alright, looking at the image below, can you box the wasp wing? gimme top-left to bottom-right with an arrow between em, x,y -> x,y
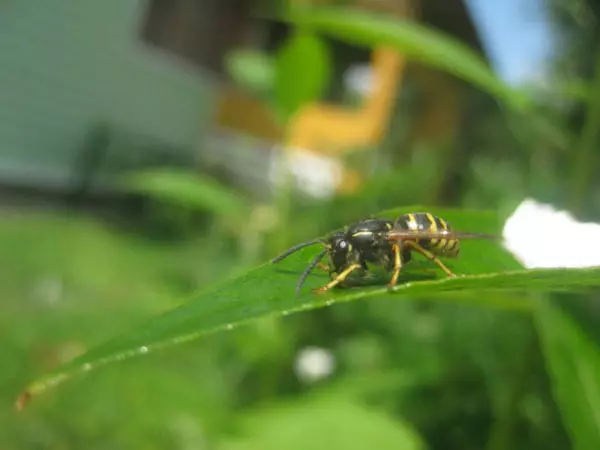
385,229 -> 499,240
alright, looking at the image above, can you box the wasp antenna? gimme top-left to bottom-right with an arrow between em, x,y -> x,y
271,239 -> 324,264
296,249 -> 328,296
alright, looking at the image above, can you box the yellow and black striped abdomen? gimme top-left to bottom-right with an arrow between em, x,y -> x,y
395,212 -> 460,257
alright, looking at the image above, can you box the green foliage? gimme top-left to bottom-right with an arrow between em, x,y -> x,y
18,206 -> 600,410
6,3 -> 600,450
219,391 -> 424,450
225,49 -> 276,97
122,168 -> 249,223
536,300 -> 600,450
274,30 -> 333,120
568,50 -> 600,213
0,215 -> 237,448
283,7 -> 531,111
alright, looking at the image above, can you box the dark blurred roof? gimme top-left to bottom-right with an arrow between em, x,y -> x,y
420,0 -> 487,60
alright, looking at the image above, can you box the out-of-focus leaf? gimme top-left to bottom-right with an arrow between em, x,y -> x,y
285,7 -> 530,111
17,206 -> 600,409
225,49 -> 275,95
274,30 -> 332,119
550,79 -> 591,102
121,169 -> 248,222
535,300 -> 600,450
218,392 -> 424,450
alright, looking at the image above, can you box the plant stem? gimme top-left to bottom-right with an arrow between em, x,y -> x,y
569,49 -> 600,215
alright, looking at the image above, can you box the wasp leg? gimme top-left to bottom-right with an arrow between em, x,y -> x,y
313,264 -> 362,293
388,242 -> 403,287
318,263 -> 330,271
404,241 -> 457,277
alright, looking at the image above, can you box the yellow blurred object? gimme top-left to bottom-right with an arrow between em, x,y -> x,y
286,48 -> 405,157
215,46 -> 405,195
213,0 -> 482,196
215,87 -> 284,143
337,168 -> 363,195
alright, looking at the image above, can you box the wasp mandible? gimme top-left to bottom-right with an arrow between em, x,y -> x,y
271,212 -> 495,295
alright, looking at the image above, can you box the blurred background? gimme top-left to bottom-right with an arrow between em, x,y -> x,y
2,0 -> 600,448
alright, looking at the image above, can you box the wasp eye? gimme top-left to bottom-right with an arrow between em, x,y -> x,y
337,240 -> 348,250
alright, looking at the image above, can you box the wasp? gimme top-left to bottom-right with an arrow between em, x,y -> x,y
271,212 -> 495,295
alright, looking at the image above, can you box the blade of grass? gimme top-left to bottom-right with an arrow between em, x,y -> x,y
535,299 -> 600,450
121,168 -> 249,222
283,7 -> 531,111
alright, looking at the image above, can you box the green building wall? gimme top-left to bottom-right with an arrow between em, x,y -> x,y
0,0 -> 217,190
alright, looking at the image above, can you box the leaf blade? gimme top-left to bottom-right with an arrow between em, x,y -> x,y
535,300 -> 600,450
17,206 -> 600,408
274,30 -> 332,119
121,168 -> 248,221
285,7 -> 530,111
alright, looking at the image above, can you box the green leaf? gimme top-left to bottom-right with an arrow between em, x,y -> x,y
17,206 -> 600,409
535,299 -> 600,450
218,391 -> 424,450
121,168 -> 248,222
285,7 -> 530,111
274,30 -> 332,119
225,49 -> 275,95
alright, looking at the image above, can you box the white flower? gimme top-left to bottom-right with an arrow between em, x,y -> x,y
502,198 -> 600,269
268,148 -> 342,199
344,64 -> 374,96
294,346 -> 336,384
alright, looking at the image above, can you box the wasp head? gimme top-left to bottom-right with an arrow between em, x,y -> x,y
326,231 -> 353,272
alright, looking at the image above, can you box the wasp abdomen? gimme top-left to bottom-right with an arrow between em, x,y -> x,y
395,212 -> 460,257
